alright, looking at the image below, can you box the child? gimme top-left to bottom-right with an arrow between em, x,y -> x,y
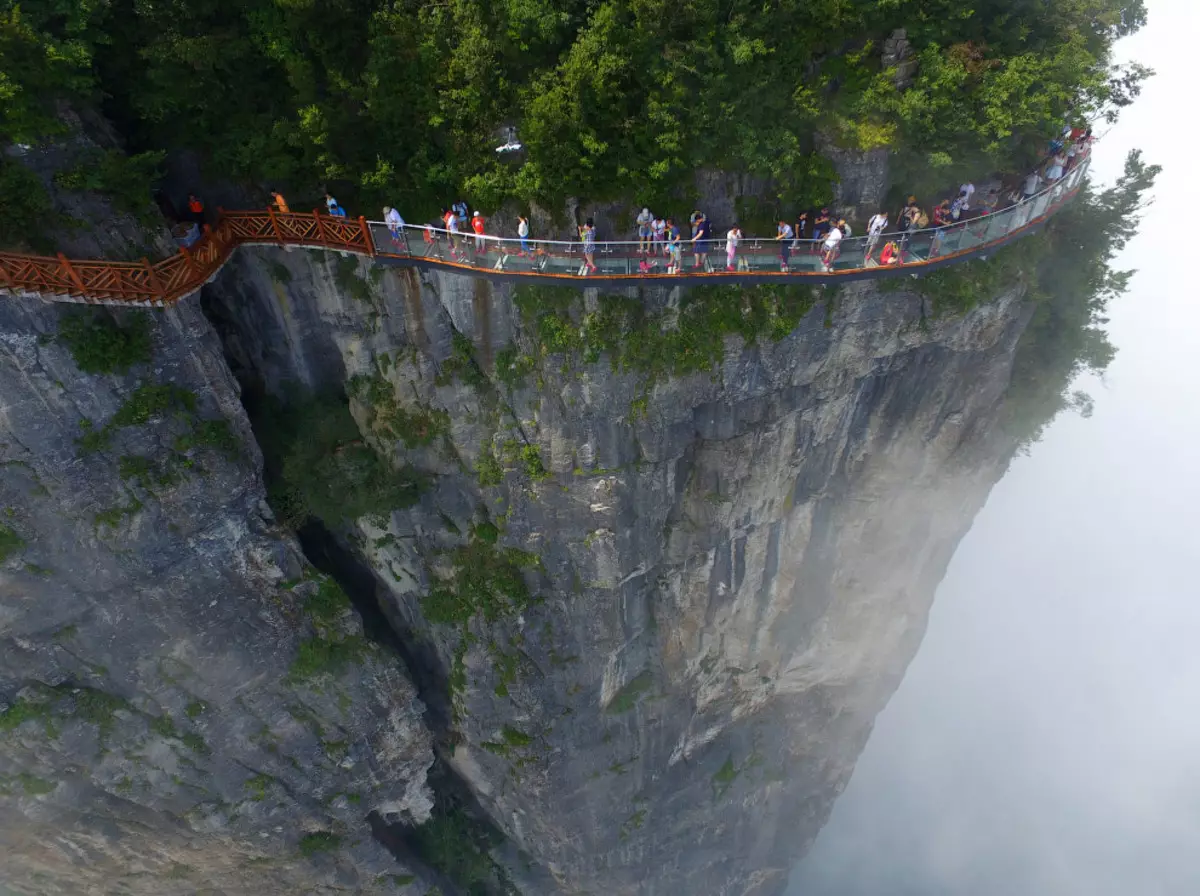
726,225 -> 742,272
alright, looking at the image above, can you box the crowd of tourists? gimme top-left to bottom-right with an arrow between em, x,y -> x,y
256,125 -> 1092,277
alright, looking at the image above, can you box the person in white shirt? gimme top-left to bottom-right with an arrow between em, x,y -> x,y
383,206 -> 405,242
865,211 -> 888,262
725,226 -> 742,271
517,215 -> 530,255
959,182 -> 976,209
821,225 -> 842,270
1021,172 -> 1042,198
777,220 -> 794,271
636,207 -> 653,253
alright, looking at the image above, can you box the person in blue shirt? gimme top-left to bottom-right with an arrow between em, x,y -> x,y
691,212 -> 712,270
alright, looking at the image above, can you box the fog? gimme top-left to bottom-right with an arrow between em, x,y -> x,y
788,1 -> 1200,893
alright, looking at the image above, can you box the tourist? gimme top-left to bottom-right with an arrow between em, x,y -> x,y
270,190 -> 289,213
777,219 -> 794,272
471,210 -> 487,252
794,211 -> 809,249
959,182 -> 976,210
725,225 -> 742,271
636,207 -> 653,253
1045,153 -> 1066,184
328,201 -> 347,218
444,207 -> 461,256
692,212 -> 712,270
579,217 -> 597,274
898,196 -> 919,248
452,199 -> 468,221
665,218 -> 682,274
383,206 -> 405,243
517,215 -> 530,255
865,211 -> 888,262
821,222 -> 842,271
812,208 -> 831,253
838,218 -> 852,237
187,193 -> 205,225
930,202 -> 951,256
325,192 -> 340,214
423,223 -> 440,258
980,188 -> 1000,214
652,216 -> 666,255
951,190 -> 972,221
1021,170 -> 1043,199
879,240 -> 901,265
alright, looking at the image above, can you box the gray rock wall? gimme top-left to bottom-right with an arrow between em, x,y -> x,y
0,297 -> 435,895
200,246 -> 1032,896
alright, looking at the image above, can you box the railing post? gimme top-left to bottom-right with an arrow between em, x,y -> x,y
314,209 -> 328,247
179,245 -> 202,278
142,258 -> 166,304
57,253 -> 87,295
268,207 -> 284,244
359,216 -> 376,257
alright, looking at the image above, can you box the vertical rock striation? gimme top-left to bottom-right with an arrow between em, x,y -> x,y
0,297 -> 434,895
201,245 -> 1033,896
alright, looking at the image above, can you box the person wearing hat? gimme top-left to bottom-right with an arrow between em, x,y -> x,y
471,210 -> 487,253
636,207 -> 653,254
383,206 -> 405,244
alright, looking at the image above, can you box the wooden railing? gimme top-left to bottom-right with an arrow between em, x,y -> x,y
0,210 -> 376,306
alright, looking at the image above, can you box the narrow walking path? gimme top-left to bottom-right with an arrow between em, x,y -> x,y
0,161 -> 1088,308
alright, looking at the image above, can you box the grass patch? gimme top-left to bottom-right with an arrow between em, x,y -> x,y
245,773 -> 273,801
111,384 -> 196,427
57,310 -> 152,374
712,755 -> 739,798
289,635 -> 368,682
436,331 -> 490,391
16,773 -> 55,796
347,371 -> 449,449
605,670 -> 653,714
476,448 -> 504,487
184,700 -> 207,720
149,714 -> 178,739
0,522 -> 25,562
512,282 -> 818,389
298,830 -> 342,856
174,418 -> 240,459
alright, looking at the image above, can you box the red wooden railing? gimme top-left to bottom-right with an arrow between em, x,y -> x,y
0,210 -> 376,306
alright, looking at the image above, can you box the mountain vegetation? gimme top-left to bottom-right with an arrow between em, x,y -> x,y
1,0 -> 1147,225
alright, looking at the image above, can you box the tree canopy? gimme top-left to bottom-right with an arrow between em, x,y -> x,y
0,0 -> 1149,224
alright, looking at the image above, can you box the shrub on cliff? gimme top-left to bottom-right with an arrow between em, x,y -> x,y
56,311 -> 152,375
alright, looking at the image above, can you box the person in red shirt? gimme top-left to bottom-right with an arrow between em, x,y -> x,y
187,193 -> 204,224
880,241 -> 901,265
470,211 -> 487,253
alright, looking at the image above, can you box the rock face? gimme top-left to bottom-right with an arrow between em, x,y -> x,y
0,297 -> 435,895
199,245 -> 1032,895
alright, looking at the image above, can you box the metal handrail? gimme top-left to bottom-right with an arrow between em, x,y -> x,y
0,155 -> 1089,306
371,156 -> 1088,250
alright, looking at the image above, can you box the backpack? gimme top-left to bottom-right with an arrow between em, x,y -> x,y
916,211 -> 929,228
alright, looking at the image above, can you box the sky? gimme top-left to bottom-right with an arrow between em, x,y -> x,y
788,2 -> 1200,893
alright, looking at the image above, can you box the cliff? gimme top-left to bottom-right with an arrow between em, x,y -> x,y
192,245 -> 1030,895
0,298 -> 435,895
